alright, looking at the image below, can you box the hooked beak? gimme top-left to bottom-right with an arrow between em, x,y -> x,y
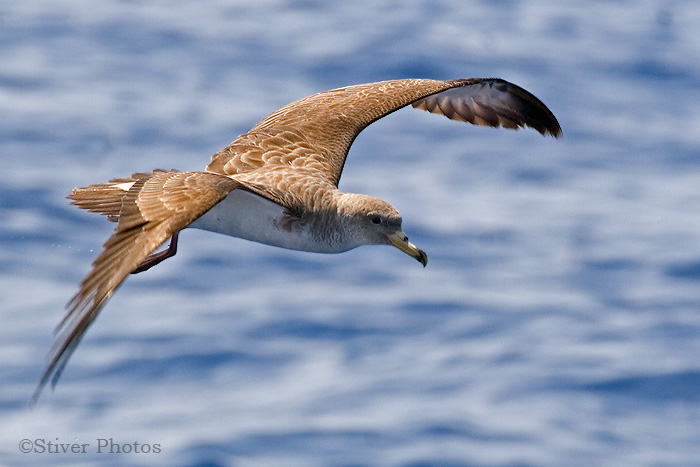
387,231 -> 428,267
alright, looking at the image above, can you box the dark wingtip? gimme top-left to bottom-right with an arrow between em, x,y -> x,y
495,78 -> 562,139
30,370 -> 52,407
541,111 -> 563,139
546,123 -> 563,139
417,78 -> 562,139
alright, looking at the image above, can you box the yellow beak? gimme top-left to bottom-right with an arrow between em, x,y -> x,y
387,231 -> 428,267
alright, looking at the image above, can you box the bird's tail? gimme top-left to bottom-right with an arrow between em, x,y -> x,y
68,171 -> 165,221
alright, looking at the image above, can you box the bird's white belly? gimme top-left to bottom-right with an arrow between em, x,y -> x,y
189,189 -> 344,253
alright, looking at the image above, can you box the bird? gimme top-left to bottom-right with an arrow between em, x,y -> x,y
34,77 -> 561,401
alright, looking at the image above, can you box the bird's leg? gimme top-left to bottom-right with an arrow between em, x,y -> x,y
131,232 -> 179,274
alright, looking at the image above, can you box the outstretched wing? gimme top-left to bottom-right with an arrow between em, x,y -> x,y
206,78 -> 561,186
34,170 -> 240,401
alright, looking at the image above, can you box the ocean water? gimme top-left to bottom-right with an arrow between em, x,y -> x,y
2,1 -> 700,466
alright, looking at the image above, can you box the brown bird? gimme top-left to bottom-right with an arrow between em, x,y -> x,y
35,78 -> 561,401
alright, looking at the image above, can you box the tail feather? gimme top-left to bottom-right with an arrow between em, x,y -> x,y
68,172 -> 162,219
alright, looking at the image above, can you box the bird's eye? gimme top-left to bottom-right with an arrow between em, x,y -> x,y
370,215 -> 382,225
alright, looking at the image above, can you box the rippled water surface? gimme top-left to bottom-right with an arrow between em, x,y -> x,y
2,1 -> 700,466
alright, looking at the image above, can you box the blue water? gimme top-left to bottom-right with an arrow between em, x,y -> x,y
3,1 -> 700,466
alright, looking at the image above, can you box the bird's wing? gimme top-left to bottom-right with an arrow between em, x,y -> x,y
206,78 -> 561,186
34,170 -> 240,401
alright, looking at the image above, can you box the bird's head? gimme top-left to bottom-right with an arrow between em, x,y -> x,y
338,193 -> 427,266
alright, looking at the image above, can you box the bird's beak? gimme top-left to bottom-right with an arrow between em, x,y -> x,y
387,231 -> 428,267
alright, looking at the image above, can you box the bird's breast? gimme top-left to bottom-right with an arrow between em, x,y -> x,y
189,188 -> 350,253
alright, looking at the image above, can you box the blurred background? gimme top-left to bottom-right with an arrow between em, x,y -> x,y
2,1 -> 700,466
